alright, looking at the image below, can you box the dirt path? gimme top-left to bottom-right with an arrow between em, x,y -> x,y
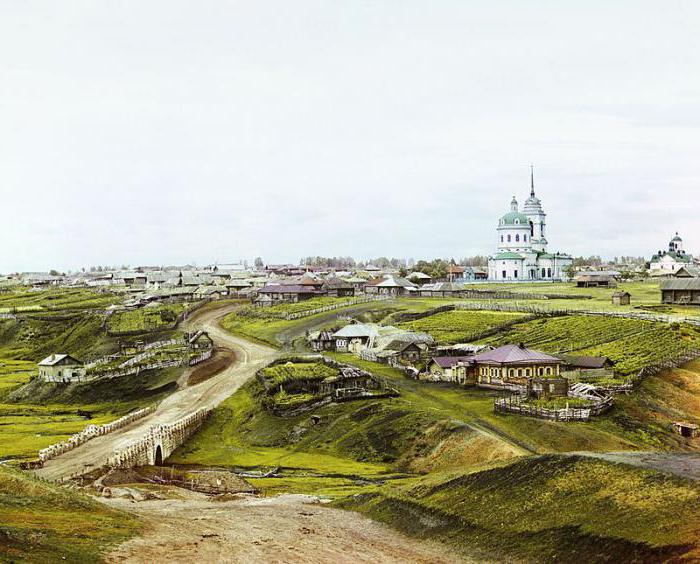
33,303 -> 278,481
574,451 -> 700,480
104,493 -> 468,563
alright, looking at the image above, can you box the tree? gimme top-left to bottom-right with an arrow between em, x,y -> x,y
563,264 -> 577,281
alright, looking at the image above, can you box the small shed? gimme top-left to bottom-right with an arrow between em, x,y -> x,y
612,291 -> 631,306
672,421 -> 699,439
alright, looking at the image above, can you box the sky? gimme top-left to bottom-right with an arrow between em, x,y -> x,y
1,1 -> 699,272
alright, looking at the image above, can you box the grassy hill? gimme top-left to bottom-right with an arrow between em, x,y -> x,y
339,454 -> 700,562
0,465 -> 139,562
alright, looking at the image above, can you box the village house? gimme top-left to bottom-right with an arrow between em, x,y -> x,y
38,354 -> 86,383
673,265 -> 700,278
407,271 -> 432,285
307,329 -> 337,352
364,275 -> 417,296
461,266 -> 489,281
256,284 -> 319,304
332,324 -> 377,353
321,277 -> 355,297
575,272 -> 618,288
426,356 -> 475,385
660,278 -> 700,305
473,344 -> 563,390
418,281 -> 466,298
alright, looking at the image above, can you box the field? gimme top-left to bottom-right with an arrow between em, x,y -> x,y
0,465 -> 140,562
106,303 -> 187,334
399,309 -> 528,343
341,455 -> 700,562
481,315 -> 700,375
0,287 -> 118,313
463,280 -> 700,319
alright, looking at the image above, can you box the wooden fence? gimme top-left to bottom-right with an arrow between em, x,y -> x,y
494,395 -> 613,422
278,295 -> 392,321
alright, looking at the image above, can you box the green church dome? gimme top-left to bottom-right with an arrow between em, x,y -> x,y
499,211 -> 531,227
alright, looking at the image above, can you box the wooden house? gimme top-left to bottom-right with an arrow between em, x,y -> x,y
660,279 -> 700,305
575,273 -> 618,288
321,277 -> 355,297
427,356 -> 475,385
256,284 -> 319,304
473,344 -> 563,390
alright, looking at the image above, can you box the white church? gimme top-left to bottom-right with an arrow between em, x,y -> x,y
487,170 -> 573,281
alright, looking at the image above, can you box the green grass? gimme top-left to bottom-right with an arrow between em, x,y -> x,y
106,304 -> 187,334
262,361 -> 337,386
0,402 -> 139,462
340,454 -> 700,562
0,312 -> 115,361
244,297 -> 361,317
399,309 -> 527,343
168,375 -> 474,479
0,287 -> 117,313
0,465 -> 140,562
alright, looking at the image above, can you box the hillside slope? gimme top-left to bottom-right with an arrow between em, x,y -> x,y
340,454 -> 700,562
0,466 -> 139,562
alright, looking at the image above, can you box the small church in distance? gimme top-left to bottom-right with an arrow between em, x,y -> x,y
488,169 -> 573,281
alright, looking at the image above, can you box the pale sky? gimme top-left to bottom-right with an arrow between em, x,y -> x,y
1,1 -> 699,272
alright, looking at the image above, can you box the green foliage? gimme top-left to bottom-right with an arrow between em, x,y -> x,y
106,304 -> 187,334
400,310 -> 527,343
576,325 -> 700,375
0,466 -> 140,562
481,315 -> 654,353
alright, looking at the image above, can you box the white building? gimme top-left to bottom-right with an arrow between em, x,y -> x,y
649,233 -> 693,276
487,171 -> 573,281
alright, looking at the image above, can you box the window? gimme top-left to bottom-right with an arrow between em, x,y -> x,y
507,234 -> 511,242
500,235 -> 504,242
541,268 -> 546,278
502,270 -> 507,279
547,268 -> 552,278
545,367 -> 552,375
514,270 -> 518,278
524,234 -> 527,242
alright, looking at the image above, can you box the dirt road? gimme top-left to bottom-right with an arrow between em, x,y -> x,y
34,303 -> 278,481
104,492 -> 468,563
574,451 -> 700,481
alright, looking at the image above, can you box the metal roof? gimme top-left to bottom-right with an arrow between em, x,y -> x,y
473,344 -> 561,365
660,279 -> 700,291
